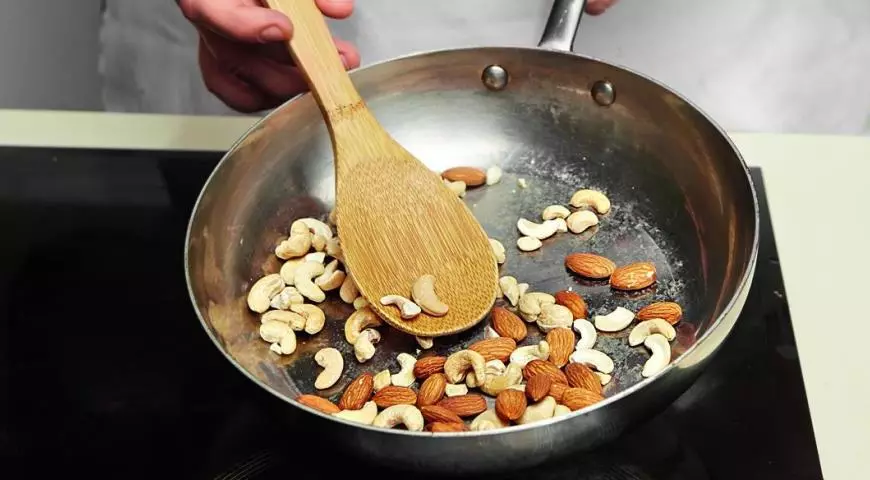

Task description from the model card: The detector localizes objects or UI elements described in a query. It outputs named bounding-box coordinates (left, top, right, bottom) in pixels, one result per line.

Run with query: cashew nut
left=246, top=274, right=285, bottom=313
left=517, top=178, right=528, bottom=189
left=569, top=348, right=615, bottom=374
left=509, top=341, right=550, bottom=367
left=518, top=283, right=530, bottom=298
left=484, top=326, right=500, bottom=339
left=642, top=333, right=671, bottom=377
left=311, top=234, right=327, bottom=252
left=297, top=218, right=333, bottom=240
left=373, top=404, right=424, bottom=431
left=338, top=274, right=358, bottom=304
left=485, top=359, right=507, bottom=377
left=516, top=236, right=542, bottom=252
left=594, top=306, right=635, bottom=332
left=269, top=286, right=304, bottom=310
left=315, top=259, right=346, bottom=291
left=444, top=350, right=486, bottom=385
left=471, top=409, right=508, bottom=431
left=333, top=401, right=377, bottom=425
left=444, top=179, right=466, bottom=197
left=325, top=237, right=343, bottom=262
left=391, top=353, right=417, bottom=387
left=517, top=218, right=560, bottom=240
left=489, top=238, right=506, bottom=265
left=327, top=209, right=337, bottom=226
left=373, top=369, right=392, bottom=391
left=444, top=383, right=468, bottom=397
left=353, top=328, right=381, bottom=363
left=479, top=362, right=522, bottom=396
left=290, top=304, right=326, bottom=335
left=485, top=165, right=503, bottom=185
left=289, top=219, right=309, bottom=236
left=344, top=307, right=383, bottom=344
left=629, top=319, right=676, bottom=346
left=566, top=210, right=599, bottom=234
left=353, top=297, right=369, bottom=310
left=518, top=292, right=556, bottom=323
left=279, top=259, right=304, bottom=285
left=261, top=310, right=306, bottom=331
left=553, top=218, right=568, bottom=233
left=314, top=348, right=343, bottom=389
left=304, top=252, right=326, bottom=264
left=499, top=276, right=521, bottom=306
left=260, top=320, right=297, bottom=355
left=411, top=274, right=448, bottom=317
left=275, top=234, right=311, bottom=260
left=572, top=319, right=597, bottom=350
left=536, top=304, right=574, bottom=332
left=380, top=295, right=422, bottom=319
left=517, top=396, right=556, bottom=425
left=596, top=372, right=612, bottom=385
left=294, top=261, right=326, bottom=303
left=416, top=336, right=434, bottom=350
left=508, top=384, right=526, bottom=392
left=570, top=189, right=611, bottom=214
left=553, top=404, right=572, bottom=417
left=542, top=205, right=571, bottom=220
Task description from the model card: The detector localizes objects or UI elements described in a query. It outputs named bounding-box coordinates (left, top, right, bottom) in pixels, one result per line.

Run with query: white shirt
left=100, top=0, right=870, bottom=134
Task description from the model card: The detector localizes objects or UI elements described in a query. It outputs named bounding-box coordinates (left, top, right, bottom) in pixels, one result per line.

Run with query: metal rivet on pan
left=591, top=80, right=616, bottom=106
left=482, top=65, right=509, bottom=91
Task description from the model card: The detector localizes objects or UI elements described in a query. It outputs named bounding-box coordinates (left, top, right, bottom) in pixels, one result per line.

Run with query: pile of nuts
left=245, top=165, right=685, bottom=432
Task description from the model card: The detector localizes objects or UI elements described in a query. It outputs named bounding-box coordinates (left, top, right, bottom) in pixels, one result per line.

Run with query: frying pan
left=185, top=0, right=759, bottom=474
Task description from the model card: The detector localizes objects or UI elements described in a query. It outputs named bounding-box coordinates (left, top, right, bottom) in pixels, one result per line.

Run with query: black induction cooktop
left=0, top=148, right=823, bottom=479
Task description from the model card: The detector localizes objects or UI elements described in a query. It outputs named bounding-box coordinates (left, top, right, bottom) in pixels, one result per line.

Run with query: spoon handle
left=263, top=0, right=364, bottom=123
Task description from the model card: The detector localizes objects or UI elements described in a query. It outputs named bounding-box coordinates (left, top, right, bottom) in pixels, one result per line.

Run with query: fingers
left=335, top=38, right=361, bottom=69
left=586, top=0, right=618, bottom=15
left=315, top=0, right=355, bottom=19
left=180, top=0, right=292, bottom=43
left=198, top=40, right=277, bottom=113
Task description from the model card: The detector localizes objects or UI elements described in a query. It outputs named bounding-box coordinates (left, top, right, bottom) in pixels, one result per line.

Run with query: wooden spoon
left=264, top=0, right=498, bottom=337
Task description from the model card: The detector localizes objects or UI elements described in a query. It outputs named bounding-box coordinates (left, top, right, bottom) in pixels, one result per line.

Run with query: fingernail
left=340, top=53, right=349, bottom=68
left=259, top=26, right=286, bottom=43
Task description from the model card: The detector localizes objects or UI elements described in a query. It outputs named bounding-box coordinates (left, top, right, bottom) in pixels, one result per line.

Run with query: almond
left=495, top=389, right=528, bottom=421
left=338, top=372, right=373, bottom=410
left=565, top=253, right=616, bottom=279
left=545, top=328, right=575, bottom=368
left=372, top=385, right=417, bottom=408
left=414, top=356, right=446, bottom=379
left=417, top=373, right=447, bottom=407
left=420, top=405, right=464, bottom=424
left=297, top=394, right=341, bottom=414
left=490, top=307, right=527, bottom=341
left=437, top=394, right=488, bottom=417
left=563, top=363, right=602, bottom=395
left=441, top=166, right=486, bottom=186
left=426, top=422, right=469, bottom=432
left=562, top=387, right=605, bottom=411
left=610, top=262, right=657, bottom=291
left=523, top=359, right=568, bottom=385
left=468, top=337, right=517, bottom=362
left=525, top=374, right=552, bottom=403
left=549, top=382, right=567, bottom=403
left=636, top=301, right=683, bottom=325
left=554, top=290, right=588, bottom=319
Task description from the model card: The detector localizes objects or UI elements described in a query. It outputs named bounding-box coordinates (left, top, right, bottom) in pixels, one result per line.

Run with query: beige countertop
left=1, top=109, right=867, bottom=478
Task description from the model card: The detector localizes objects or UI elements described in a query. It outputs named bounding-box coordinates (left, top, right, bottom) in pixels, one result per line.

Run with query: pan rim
left=184, top=45, right=761, bottom=438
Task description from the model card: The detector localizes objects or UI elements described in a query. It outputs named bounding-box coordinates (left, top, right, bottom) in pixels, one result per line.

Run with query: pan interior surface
left=186, top=47, right=757, bottom=426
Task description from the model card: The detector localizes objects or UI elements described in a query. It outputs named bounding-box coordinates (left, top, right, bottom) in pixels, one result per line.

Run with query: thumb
left=180, top=0, right=292, bottom=43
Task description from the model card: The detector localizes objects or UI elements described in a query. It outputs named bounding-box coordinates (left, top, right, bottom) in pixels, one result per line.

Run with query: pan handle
left=537, top=0, right=587, bottom=52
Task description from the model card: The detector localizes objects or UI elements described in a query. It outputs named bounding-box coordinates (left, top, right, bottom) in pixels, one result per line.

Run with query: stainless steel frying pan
left=185, top=0, right=759, bottom=474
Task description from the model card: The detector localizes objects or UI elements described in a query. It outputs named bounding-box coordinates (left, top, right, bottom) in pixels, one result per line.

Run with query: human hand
left=179, top=0, right=360, bottom=113
left=586, top=0, right=619, bottom=15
